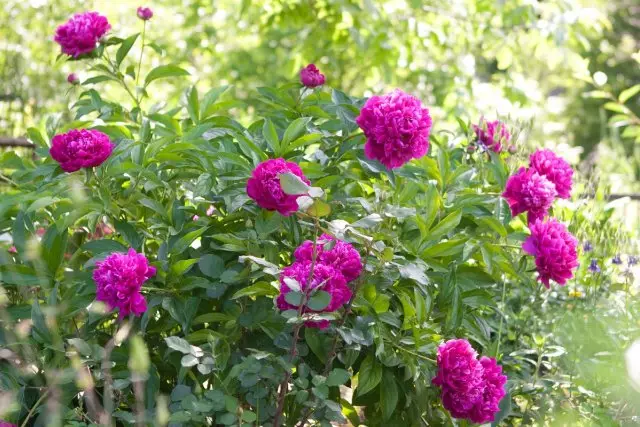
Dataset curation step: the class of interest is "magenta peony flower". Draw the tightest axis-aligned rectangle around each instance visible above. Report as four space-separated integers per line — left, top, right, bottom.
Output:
67 73 79 85
468 357 508 424
137 6 153 20
50 129 114 173
433 339 507 423
502 167 557 224
356 89 432 169
0 422 17 427
246 158 310 216
523 219 578 287
529 149 573 199
54 12 111 58
472 118 510 153
93 249 156 318
432 339 484 394
300 64 325 88
293 234 362 282
276 261 352 329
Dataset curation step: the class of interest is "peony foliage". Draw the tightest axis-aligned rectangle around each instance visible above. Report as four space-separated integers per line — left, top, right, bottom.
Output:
0 6 637 427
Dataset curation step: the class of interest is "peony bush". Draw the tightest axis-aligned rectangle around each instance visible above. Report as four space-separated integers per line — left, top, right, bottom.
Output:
1 7 637 427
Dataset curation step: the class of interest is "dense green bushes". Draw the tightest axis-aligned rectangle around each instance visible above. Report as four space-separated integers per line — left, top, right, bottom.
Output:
0 5 639 427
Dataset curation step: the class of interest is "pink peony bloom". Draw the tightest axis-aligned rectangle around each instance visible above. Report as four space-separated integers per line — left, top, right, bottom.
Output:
523 219 578 287
246 158 310 216
137 7 153 20
54 12 111 58
50 129 114 173
356 89 432 169
294 234 362 282
300 64 325 88
502 167 557 224
276 261 352 329
529 149 573 199
472 118 510 153
433 339 508 423
8 246 17 254
0 422 17 427
468 356 508 424
67 73 79 85
432 339 484 394
93 249 156 318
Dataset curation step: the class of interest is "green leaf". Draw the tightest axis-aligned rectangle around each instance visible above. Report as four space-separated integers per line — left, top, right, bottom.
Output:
145 65 190 86
0 265 42 287
281 117 311 149
603 102 629 114
231 282 278 299
186 86 200 124
198 254 224 279
171 259 198 276
114 220 143 251
445 286 463 332
139 198 168 220
351 213 383 229
307 200 331 217
356 355 382 396
619 84 640 104
399 263 429 285
326 368 350 387
201 86 230 118
165 336 192 354
307 290 331 311
284 291 304 307
32 299 51 343
41 225 68 276
279 171 310 195
491 391 512 426
287 133 323 152
381 370 399 420
262 119 280 154
116 33 139 67
171 227 208 254
181 354 199 367
428 210 462 240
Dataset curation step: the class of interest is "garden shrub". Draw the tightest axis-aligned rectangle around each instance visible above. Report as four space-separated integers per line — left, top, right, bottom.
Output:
0 7 638 427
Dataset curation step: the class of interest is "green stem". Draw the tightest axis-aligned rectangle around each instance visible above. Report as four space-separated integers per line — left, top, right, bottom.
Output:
21 389 50 427
136 21 147 86
495 280 507 359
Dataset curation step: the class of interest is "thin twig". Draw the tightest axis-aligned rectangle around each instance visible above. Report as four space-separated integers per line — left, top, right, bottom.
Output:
21 388 50 427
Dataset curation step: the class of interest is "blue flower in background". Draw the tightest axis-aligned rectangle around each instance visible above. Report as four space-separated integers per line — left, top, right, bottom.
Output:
612 254 622 265
583 241 593 252
629 255 639 266
588 259 600 273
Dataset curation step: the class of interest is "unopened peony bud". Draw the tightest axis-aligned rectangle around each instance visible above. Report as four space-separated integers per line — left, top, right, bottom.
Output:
67 73 79 85
137 7 153 21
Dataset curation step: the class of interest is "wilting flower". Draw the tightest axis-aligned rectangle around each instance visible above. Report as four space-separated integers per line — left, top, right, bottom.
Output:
137 6 153 20
472 118 510 153
612 254 622 265
300 64 325 88
93 249 156 318
293 234 362 282
50 129 114 172
276 261 352 329
588 259 600 273
529 149 573 199
67 73 80 85
356 89 432 169
523 219 578 287
583 241 593 252
502 167 557 224
246 158 310 216
433 339 507 423
54 12 111 58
